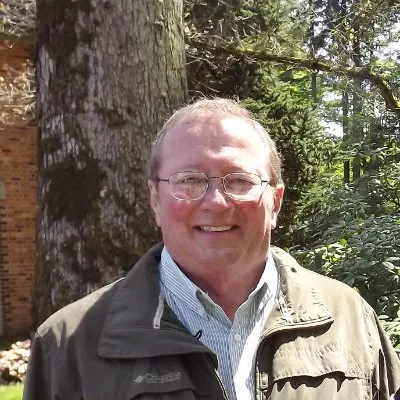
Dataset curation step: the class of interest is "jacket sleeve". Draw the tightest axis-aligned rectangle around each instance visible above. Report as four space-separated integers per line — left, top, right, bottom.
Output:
23 332 52 400
372 311 400 399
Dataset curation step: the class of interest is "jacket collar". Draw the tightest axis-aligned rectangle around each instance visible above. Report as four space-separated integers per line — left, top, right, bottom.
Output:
264 246 333 336
97 243 213 360
97 244 333 359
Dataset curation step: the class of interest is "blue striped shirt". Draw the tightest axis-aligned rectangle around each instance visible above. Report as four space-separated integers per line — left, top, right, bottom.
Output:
159 247 278 400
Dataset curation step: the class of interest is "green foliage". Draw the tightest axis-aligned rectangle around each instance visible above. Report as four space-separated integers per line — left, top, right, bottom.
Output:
242 92 336 247
293 213 400 314
241 0 307 55
380 315 400 349
0 339 14 351
291 144 400 346
184 0 308 98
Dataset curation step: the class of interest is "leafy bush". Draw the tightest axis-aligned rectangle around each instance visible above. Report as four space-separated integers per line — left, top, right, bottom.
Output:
292 214 400 315
380 315 400 349
291 157 400 347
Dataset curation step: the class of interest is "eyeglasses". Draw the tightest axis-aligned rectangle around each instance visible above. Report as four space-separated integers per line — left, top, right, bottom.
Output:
157 172 270 201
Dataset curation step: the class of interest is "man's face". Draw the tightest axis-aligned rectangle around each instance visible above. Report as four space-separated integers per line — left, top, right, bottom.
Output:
148 116 284 275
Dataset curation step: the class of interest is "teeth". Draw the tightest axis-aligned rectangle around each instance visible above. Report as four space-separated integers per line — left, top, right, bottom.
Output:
200 226 233 232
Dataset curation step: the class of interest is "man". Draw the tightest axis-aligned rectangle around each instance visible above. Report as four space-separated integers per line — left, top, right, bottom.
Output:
24 99 400 400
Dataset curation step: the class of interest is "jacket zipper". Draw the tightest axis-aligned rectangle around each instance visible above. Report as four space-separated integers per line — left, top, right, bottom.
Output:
253 329 277 400
253 325 301 399
203 354 229 400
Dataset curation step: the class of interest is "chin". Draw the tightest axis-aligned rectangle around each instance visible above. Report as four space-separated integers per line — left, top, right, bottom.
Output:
194 248 239 268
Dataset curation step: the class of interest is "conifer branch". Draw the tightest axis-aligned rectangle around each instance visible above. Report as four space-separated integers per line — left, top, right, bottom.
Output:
187 37 400 118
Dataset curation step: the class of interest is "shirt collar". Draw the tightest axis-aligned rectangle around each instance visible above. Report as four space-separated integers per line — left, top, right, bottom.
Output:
159 246 278 319
160 247 202 315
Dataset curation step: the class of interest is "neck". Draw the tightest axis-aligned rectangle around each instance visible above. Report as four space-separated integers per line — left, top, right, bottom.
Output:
185 262 266 320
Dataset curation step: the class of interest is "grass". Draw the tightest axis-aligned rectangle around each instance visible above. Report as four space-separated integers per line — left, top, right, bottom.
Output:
0 340 24 399
0 383 23 400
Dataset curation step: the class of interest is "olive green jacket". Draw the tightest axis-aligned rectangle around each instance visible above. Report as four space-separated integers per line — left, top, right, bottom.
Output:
24 244 400 400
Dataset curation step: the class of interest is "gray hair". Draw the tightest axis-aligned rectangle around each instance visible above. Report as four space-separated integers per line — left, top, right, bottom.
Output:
148 98 282 186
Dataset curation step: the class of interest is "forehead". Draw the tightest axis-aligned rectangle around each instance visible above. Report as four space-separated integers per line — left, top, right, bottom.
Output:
159 116 269 171
163 116 265 149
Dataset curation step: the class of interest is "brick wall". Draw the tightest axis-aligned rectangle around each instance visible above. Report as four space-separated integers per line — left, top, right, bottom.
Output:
0 202 5 336
0 40 37 338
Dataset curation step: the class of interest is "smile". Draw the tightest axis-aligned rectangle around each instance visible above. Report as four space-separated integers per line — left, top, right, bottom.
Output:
197 226 235 232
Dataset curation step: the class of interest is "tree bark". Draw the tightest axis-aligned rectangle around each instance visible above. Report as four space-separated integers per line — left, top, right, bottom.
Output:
342 90 350 183
308 0 318 104
35 0 187 324
351 5 362 181
340 0 350 183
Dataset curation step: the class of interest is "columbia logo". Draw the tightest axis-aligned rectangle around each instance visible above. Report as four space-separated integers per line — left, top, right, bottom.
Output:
134 375 145 383
134 372 181 384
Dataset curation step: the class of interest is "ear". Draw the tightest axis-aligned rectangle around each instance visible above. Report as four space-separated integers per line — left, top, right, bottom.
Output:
148 180 161 227
271 184 285 230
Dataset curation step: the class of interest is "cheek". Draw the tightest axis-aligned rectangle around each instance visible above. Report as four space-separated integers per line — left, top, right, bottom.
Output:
160 199 196 224
240 200 273 229
240 200 267 217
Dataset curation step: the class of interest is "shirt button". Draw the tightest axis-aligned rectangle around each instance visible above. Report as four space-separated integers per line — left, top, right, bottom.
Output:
234 333 242 342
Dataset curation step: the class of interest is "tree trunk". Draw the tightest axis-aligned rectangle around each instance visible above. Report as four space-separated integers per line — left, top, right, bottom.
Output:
35 0 187 325
308 0 318 105
342 90 350 183
351 9 362 181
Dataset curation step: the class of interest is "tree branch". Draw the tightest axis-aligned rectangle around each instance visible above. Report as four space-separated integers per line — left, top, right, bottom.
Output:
187 37 400 118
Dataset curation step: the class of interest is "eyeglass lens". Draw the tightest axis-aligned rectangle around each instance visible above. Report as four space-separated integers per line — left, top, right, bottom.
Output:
169 172 264 200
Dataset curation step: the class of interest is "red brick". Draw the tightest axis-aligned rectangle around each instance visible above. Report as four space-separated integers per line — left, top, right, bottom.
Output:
0 40 36 338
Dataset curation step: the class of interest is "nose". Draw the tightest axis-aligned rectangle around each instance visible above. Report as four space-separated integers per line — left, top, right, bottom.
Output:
201 178 231 210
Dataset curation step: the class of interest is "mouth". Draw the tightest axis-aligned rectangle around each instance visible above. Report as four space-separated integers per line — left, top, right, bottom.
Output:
195 225 237 232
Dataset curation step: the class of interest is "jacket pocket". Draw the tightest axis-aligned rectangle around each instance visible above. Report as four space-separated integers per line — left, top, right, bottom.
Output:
125 371 202 399
92 362 214 400
259 343 370 399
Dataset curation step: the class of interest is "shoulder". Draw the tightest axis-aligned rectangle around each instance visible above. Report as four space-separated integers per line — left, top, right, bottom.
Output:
36 278 123 345
36 243 164 344
271 246 371 313
271 246 400 393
